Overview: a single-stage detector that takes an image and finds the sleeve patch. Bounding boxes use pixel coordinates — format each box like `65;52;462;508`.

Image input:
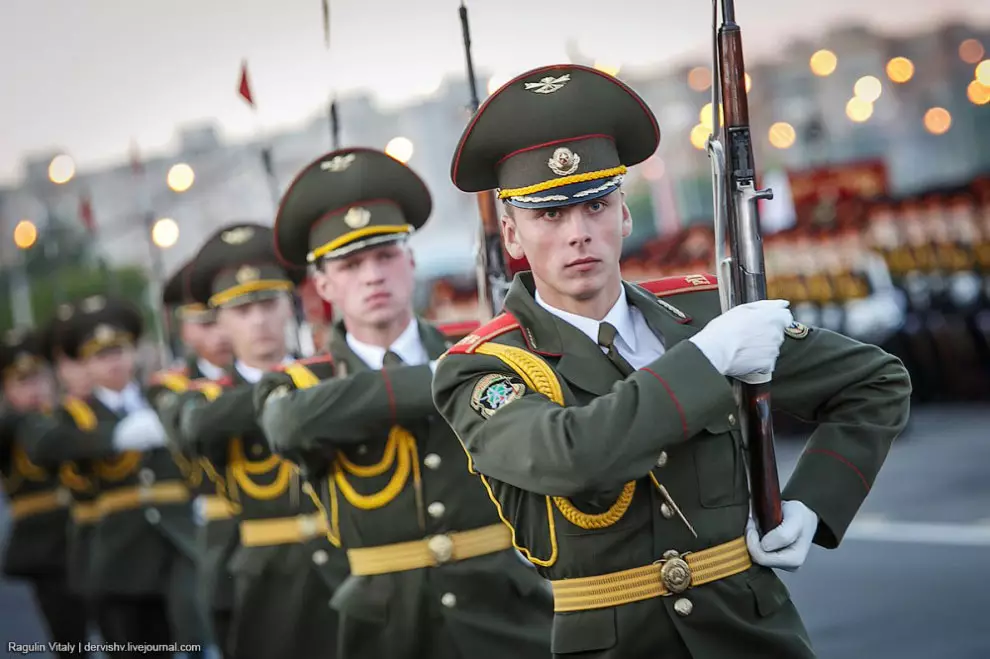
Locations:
784;321;811;339
470;373;526;419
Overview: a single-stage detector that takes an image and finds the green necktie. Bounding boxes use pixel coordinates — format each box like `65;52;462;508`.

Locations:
597;322;635;377
382;350;404;368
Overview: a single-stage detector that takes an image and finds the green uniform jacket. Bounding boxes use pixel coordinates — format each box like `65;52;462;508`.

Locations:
261;320;553;659
16;397;115;597
147;359;240;616
181;364;346;659
0;407;72;579
83;395;199;596
432;273;912;659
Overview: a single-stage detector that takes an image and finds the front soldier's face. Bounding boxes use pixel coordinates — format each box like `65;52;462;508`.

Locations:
56;355;92;399
314;243;416;330
87;346;136;392
217;295;291;364
502;189;631;307
182;320;233;368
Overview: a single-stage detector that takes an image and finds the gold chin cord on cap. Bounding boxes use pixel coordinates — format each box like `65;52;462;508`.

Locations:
307;225;413;263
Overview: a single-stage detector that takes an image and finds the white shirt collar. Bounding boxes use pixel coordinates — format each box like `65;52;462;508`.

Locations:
235;356;294;384
535;287;638;352
94;381;145;414
197;358;225;381
345;318;428;370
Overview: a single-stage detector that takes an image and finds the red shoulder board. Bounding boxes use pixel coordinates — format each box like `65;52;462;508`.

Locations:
446;312;520;355
640;273;718;297
437;320;481;340
289;353;334;368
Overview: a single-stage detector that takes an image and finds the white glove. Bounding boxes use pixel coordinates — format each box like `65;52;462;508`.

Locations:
689;299;793;383
745;500;818;572
112;408;168;452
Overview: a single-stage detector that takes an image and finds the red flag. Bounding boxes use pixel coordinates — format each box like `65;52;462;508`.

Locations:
238;61;254;107
79;194;96;232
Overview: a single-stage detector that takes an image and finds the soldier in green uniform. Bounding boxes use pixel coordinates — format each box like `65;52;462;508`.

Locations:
177;222;346;659
431;64;912;659
59;295;205;656
250;148;553;659
146;261;237;656
1;327;91;657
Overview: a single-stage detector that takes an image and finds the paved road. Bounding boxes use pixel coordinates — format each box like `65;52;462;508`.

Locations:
1;404;988;657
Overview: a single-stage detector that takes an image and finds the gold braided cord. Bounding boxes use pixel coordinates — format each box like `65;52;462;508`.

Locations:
59;462;93;493
337;431;398;477
332;426;415;510
552;482;637;529
497;166;627;199
12;445;48;482
94;451;142;482
228;438;292;500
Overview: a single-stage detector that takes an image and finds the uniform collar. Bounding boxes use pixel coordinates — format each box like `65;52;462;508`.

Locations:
197;357;225;381
345;317;427;369
94;381;145;415
235;356;294;384
535;287;638;352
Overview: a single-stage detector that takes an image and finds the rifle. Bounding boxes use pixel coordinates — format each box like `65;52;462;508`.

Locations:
458;0;511;320
706;0;783;535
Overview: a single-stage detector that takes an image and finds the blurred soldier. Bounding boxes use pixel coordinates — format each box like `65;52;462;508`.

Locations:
177;222;345;659
59;295;204;657
253;148;554;659
146;261;237;656
1;327;91;658
432;64;911;659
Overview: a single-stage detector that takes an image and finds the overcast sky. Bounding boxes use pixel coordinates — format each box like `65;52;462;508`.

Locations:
1;0;988;184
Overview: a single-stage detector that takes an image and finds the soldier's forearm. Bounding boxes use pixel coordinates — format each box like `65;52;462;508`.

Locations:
435;341;736;497
19;417;116;464
285;365;437;445
775;331;912;547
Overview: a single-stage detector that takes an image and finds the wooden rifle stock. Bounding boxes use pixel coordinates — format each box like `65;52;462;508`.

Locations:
459;1;511;319
710;0;783;534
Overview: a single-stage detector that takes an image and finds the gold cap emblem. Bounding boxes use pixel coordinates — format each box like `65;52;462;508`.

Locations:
235;265;260;284
221;227;255;245
343;207;372;229
57;303;74;320
321;153;356;172
548;147;581;177
93;324;116;343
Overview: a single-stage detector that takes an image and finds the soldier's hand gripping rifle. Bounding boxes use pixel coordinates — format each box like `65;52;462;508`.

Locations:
706;0;783;535
458;0;511;320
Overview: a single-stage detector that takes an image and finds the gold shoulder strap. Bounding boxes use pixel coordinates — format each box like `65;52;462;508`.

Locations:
63;396;97;431
282;363;321;389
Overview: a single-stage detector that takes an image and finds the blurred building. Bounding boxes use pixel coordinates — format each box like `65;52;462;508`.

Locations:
0;21;987;286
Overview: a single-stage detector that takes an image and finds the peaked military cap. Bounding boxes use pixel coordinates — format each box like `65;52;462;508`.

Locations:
38;302;79;363
451;64;660;209
187;222;305;308
61;295;143;361
274;147;432;266
1;327;45;381
163;260;215;323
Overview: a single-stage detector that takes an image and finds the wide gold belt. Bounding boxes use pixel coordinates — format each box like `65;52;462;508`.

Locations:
9;488;70;520
347;523;512;576
239;512;328;547
71;501;102;525
201;495;236;521
97;481;190;516
550;536;751;613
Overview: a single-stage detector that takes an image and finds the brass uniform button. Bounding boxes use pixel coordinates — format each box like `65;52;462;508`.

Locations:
441;592;457;608
674;598;693;617
655;452;668;468
145;508;161;525
424;453;442;470
312;549;328;565
660;502;674;519
727;413;736;426
428;502;446;519
138;468;155;486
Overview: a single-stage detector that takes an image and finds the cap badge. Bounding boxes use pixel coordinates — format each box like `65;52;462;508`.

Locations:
321;154;356;172
57;303;74;320
221;227;254;245
235;265;260;284
81;296;106;313
524;74;571;94
548;147;581;177
94;324;116;343
344;207;372;229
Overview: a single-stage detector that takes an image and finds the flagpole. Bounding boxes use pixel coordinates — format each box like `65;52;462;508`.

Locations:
237;60;282;213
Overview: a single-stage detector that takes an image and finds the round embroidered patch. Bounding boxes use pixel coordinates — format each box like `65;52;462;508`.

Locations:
784;321;811;339
470;373;526;418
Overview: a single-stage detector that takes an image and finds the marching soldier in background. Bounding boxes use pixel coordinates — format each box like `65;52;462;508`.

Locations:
177;222;345;659
59;295;205;657
432;64;912;659
146;261;237;655
253;148;553;659
0;327;91;658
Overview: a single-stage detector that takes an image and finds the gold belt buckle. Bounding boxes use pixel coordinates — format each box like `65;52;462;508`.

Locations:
427;534;454;564
657;550;692;594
